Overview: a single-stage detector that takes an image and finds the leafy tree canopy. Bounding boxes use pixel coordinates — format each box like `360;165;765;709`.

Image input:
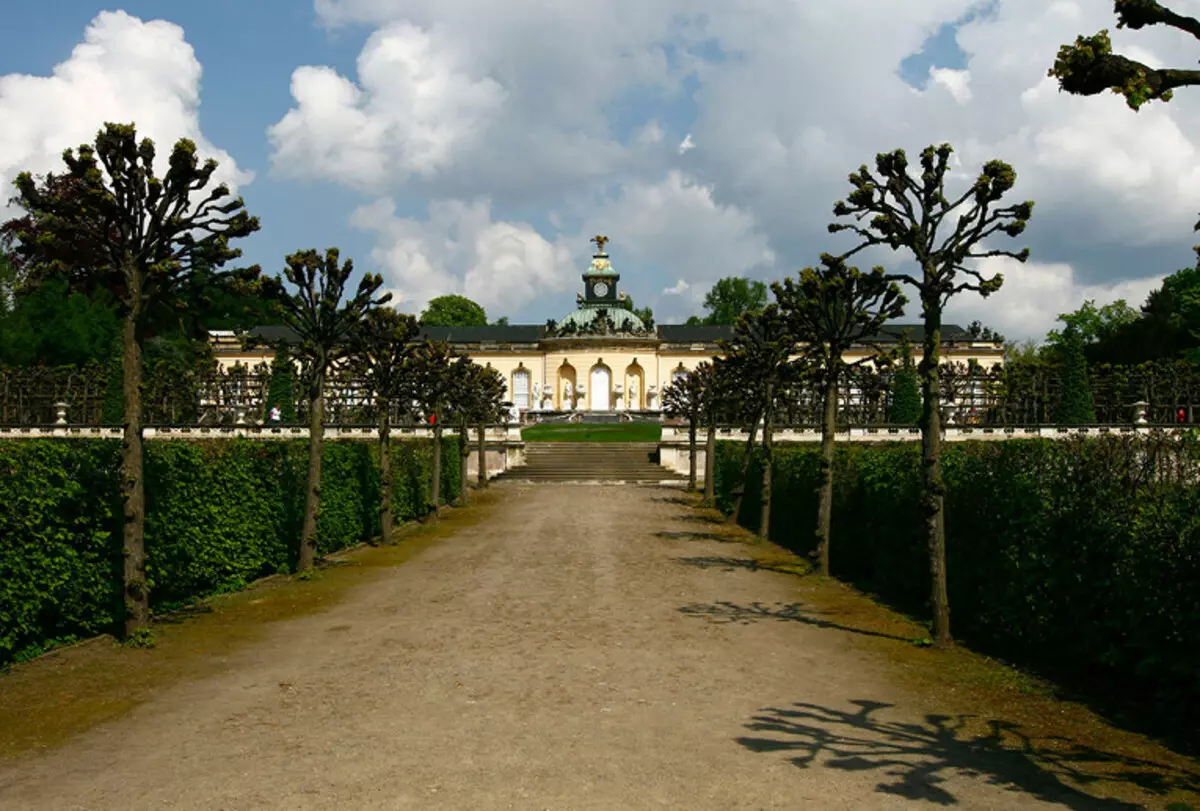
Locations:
421;294;487;327
1047;299;1138;348
693;277;768;325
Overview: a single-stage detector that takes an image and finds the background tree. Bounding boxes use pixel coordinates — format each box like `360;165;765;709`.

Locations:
685;276;769;325
447;362;507;497
889;334;922;424
266;248;388;571
662;364;711;491
264;346;298;423
406;341;470;516
421;294;487;327
1049;2;1200;111
1053;322;1096;425
1048;299;1139;349
703;360;737;505
721;304;797;535
965;320;1005;343
774;254;906;576
2;123;260;637
830;142;1034;648
348;307;419;544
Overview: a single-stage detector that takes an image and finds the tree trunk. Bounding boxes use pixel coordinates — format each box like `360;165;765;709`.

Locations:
459;420;469;502
299;371;325;572
120;309;148;637
378;399;393;545
918;295;951;648
759;389;775;539
731;415;760;525
816;367;839;576
430;413;442;517
703;418;716;504
687;418;698;491
477;421;488;488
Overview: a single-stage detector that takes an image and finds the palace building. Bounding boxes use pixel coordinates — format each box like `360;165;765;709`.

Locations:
210;237;1004;415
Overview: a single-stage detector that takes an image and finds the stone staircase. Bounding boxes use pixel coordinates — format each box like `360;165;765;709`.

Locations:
501;442;684;484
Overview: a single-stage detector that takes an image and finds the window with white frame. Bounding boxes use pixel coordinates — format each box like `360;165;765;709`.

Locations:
512;369;530;409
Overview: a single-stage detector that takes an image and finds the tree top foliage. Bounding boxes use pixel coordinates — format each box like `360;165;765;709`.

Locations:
421;294;487;327
772;253;906;373
1;122;261;334
686;277;768;325
1049;1;1200;110
829;143;1034;307
264;248;390;372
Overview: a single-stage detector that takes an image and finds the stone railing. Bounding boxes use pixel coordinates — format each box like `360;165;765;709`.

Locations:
0;424;527;479
656;423;1192;479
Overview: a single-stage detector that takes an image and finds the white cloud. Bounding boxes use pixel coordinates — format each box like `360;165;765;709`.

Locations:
289;0;1200;331
0;10;249;218
269;22;505;191
930;67;971;103
663;279;690;295
946;255;1164;340
576;171;775;320
350;197;573;315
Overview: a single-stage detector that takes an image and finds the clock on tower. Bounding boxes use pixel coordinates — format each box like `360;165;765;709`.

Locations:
582;234;619;305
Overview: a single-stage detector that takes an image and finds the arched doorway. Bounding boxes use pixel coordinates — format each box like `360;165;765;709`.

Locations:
557;362;577;410
625;360;645;410
590;364;611;411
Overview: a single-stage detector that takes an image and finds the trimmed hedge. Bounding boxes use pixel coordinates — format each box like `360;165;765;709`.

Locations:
715;436;1200;729
0;437;460;664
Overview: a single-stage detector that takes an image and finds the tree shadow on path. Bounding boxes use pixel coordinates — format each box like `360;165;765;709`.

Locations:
675;554;809;578
678;599;914;643
736;699;1200;808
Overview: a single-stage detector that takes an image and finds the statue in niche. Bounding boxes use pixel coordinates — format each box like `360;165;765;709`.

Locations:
563;381;574;410
532;382;542;410
614;382;624;411
628;377;639;409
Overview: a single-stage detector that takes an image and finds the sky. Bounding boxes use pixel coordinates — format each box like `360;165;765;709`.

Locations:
2;0;1199;340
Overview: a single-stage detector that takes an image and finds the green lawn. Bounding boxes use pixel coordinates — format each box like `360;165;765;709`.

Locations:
520;423;663;442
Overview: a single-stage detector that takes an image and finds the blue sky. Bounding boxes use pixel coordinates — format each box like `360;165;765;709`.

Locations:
1;1;1197;338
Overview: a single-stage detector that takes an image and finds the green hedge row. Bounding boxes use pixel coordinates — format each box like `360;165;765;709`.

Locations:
714;436;1200;728
0;437;460;664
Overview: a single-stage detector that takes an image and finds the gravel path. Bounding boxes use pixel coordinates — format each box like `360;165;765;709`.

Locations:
0;484;1165;809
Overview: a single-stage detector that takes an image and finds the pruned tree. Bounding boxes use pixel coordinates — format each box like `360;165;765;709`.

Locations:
704;359;737;505
720;304;798;536
773;254;906;576
663;363;712;491
2;122;261;637
829;143;1034;647
348;307;420;544
447;362;507;497
889;334;922;425
264;346;297;423
406;341;471;516
1049;1;1200;111
1054;322;1097;425
265;248;389;571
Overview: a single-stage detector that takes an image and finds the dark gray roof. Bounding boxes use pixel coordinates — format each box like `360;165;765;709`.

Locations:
656;325;734;343
247;325;299;343
420;325;545;343
870;324;969;343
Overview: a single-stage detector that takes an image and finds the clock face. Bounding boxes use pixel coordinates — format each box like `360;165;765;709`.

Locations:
592;281;609;297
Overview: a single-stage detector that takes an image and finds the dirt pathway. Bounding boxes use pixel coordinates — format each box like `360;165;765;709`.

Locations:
0;484;1194;809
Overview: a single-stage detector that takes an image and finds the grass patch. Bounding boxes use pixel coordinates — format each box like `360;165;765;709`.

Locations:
521;423;662;442
0;491;501;759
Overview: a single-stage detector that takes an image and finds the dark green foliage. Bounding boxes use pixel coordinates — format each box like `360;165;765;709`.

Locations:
0;279;121;367
1053;323;1095;425
714;435;1200;736
264;347;297;423
888;337;921;424
0;437;460;664
420;294;487;327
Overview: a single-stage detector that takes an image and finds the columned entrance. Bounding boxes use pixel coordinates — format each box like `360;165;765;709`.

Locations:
590;366;611;411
